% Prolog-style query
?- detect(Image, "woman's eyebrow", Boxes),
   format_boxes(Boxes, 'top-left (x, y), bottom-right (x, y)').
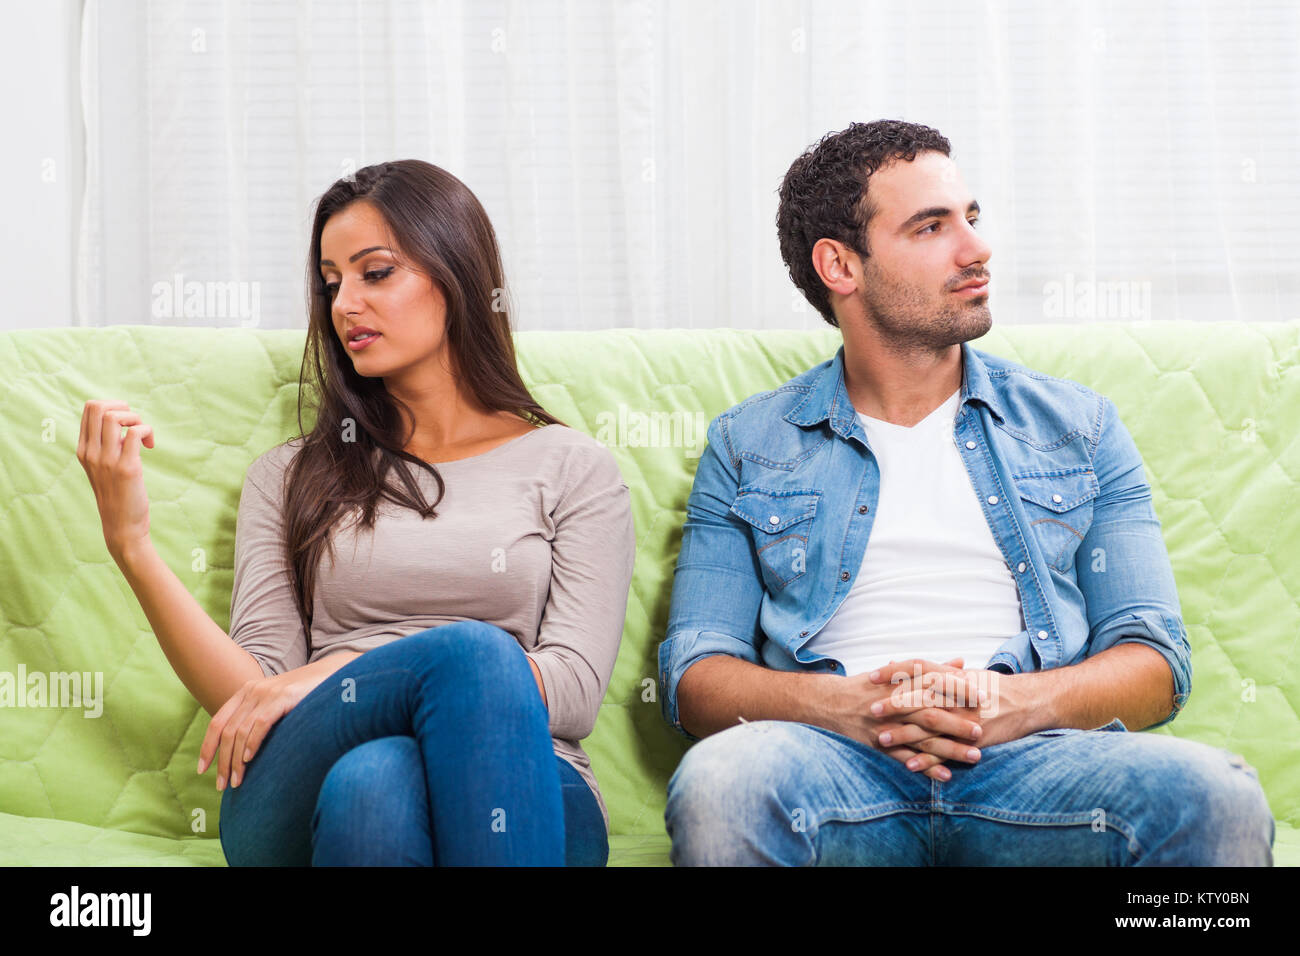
top-left (319, 245), bottom-right (391, 267)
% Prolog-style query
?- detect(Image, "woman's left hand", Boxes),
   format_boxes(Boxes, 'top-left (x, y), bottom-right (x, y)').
top-left (197, 669), bottom-right (326, 790)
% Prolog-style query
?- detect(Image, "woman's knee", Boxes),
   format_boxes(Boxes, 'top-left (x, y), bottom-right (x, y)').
top-left (399, 621), bottom-right (529, 679)
top-left (311, 736), bottom-right (434, 865)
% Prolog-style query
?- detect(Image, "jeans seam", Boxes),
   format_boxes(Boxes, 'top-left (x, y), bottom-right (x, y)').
top-left (937, 805), bottom-right (1144, 858)
top-left (807, 806), bottom-right (930, 866)
top-left (805, 802), bottom-right (933, 833)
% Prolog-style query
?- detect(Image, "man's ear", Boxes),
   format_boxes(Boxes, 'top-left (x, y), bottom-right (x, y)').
top-left (810, 237), bottom-right (860, 301)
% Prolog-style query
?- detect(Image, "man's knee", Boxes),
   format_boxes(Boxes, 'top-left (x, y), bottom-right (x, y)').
top-left (665, 721), bottom-right (819, 866)
top-left (1121, 739), bottom-right (1274, 866)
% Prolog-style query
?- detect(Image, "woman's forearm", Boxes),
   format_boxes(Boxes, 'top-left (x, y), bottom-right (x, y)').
top-left (286, 649), bottom-right (363, 688)
top-left (115, 538), bottom-right (264, 716)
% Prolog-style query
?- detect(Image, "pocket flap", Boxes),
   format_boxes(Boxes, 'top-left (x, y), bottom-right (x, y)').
top-left (731, 489), bottom-right (820, 534)
top-left (1012, 471), bottom-right (1099, 512)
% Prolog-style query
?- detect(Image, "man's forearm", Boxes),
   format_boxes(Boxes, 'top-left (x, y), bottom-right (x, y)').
top-left (1030, 642), bottom-right (1177, 732)
top-left (676, 655), bottom-right (830, 738)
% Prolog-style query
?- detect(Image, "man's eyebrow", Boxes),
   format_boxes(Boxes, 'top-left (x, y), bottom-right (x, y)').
top-left (319, 246), bottom-right (391, 267)
top-left (896, 201), bottom-right (981, 234)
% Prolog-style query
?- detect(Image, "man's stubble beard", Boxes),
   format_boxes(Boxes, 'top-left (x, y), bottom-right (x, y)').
top-left (856, 263), bottom-right (992, 359)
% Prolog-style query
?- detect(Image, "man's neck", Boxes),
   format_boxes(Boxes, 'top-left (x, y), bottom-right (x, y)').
top-left (840, 337), bottom-right (963, 428)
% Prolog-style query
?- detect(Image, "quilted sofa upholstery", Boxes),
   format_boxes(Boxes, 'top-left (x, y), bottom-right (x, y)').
top-left (0, 321), bottom-right (1297, 867)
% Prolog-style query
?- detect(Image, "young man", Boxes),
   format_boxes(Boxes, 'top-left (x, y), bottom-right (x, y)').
top-left (657, 120), bottom-right (1274, 866)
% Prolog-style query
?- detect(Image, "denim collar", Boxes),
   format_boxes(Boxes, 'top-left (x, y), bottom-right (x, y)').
top-left (784, 339), bottom-right (1007, 437)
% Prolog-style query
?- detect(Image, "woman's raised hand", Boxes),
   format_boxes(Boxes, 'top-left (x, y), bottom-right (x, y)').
top-left (76, 400), bottom-right (156, 563)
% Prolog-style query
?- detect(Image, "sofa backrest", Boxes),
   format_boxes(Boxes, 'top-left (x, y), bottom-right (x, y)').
top-left (0, 322), bottom-right (1296, 841)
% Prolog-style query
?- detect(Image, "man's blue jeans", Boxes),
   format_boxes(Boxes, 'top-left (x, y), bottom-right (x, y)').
top-left (665, 718), bottom-right (1275, 865)
top-left (218, 620), bottom-right (608, 866)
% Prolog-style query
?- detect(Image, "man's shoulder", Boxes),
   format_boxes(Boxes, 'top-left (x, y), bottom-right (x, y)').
top-left (711, 355), bottom-right (834, 429)
top-left (968, 344), bottom-right (1108, 441)
top-left (973, 344), bottom-right (1100, 400)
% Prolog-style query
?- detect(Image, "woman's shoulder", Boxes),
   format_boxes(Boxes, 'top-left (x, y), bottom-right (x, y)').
top-left (243, 436), bottom-right (305, 494)
top-left (520, 424), bottom-right (623, 474)
top-left (525, 422), bottom-right (607, 454)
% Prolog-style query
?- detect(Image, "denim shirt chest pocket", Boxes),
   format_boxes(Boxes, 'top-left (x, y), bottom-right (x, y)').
top-left (1010, 469), bottom-right (1100, 573)
top-left (730, 488), bottom-right (821, 590)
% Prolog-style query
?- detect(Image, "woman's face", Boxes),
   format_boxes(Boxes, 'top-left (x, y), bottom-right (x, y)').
top-left (318, 200), bottom-right (449, 382)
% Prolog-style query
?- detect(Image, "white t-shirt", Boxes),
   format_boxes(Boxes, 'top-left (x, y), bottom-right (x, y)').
top-left (803, 387), bottom-right (1024, 676)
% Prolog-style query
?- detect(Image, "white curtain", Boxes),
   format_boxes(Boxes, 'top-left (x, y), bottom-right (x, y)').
top-left (78, 0), bottom-right (1300, 331)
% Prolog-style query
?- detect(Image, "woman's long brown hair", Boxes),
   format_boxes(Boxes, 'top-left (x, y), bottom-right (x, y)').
top-left (281, 160), bottom-right (562, 637)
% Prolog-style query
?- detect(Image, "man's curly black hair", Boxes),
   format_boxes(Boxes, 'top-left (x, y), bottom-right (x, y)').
top-left (777, 120), bottom-right (952, 327)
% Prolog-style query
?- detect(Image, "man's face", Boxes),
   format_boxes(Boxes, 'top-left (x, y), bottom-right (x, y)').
top-left (851, 151), bottom-right (992, 350)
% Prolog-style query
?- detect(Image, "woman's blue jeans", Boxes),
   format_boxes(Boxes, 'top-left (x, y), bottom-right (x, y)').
top-left (665, 718), bottom-right (1276, 865)
top-left (218, 620), bottom-right (608, 866)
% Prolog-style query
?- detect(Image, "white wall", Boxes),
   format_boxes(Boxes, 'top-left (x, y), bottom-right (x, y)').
top-left (0, 0), bottom-right (83, 331)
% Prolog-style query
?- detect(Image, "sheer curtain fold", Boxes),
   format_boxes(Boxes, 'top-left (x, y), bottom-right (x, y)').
top-left (78, 0), bottom-right (1300, 330)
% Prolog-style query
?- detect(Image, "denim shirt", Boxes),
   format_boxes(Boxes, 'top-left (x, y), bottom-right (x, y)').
top-left (658, 340), bottom-right (1191, 740)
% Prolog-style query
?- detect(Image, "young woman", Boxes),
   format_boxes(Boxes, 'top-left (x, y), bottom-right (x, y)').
top-left (76, 160), bottom-right (636, 866)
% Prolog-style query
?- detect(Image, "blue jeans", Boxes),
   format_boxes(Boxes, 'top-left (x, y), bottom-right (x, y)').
top-left (665, 718), bottom-right (1275, 865)
top-left (218, 620), bottom-right (608, 866)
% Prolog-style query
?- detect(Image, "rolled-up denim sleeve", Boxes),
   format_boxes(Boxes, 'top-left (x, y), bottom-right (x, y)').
top-left (1076, 396), bottom-right (1192, 728)
top-left (658, 414), bottom-right (765, 739)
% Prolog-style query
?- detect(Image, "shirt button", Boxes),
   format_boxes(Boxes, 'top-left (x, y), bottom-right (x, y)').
top-left (1052, 493), bottom-right (1063, 503)
top-left (858, 505), bottom-right (868, 514)
top-left (1036, 630), bottom-right (1048, 640)
top-left (840, 571), bottom-right (850, 581)
top-left (827, 661), bottom-right (837, 670)
top-left (1017, 562), bottom-right (1027, 573)
top-left (768, 515), bottom-right (780, 525)
top-left (800, 630), bottom-right (809, 637)
top-left (965, 440), bottom-right (976, 449)
top-left (988, 495), bottom-right (999, 505)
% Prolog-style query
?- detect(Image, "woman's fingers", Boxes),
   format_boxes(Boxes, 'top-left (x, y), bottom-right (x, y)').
top-left (198, 686), bottom-right (247, 777)
top-left (79, 401), bottom-right (150, 469)
top-left (228, 700), bottom-right (279, 788)
top-left (78, 400), bottom-right (126, 464)
top-left (238, 705), bottom-right (281, 771)
top-left (98, 405), bottom-right (137, 461)
top-left (215, 693), bottom-right (263, 790)
top-left (119, 423), bottom-right (154, 469)
top-left (228, 719), bottom-right (255, 788)
top-left (106, 415), bottom-right (146, 466)
top-left (76, 401), bottom-right (156, 560)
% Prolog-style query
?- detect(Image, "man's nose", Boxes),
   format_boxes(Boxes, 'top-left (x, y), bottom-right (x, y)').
top-left (959, 220), bottom-right (992, 268)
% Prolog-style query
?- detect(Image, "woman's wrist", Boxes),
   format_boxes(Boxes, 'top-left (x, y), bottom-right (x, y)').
top-left (112, 535), bottom-right (157, 574)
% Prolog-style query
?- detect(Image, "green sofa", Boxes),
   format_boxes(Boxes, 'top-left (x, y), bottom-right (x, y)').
top-left (1, 322), bottom-right (1297, 866)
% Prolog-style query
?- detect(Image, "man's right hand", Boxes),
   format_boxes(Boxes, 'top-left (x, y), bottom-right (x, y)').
top-left (815, 657), bottom-right (985, 782)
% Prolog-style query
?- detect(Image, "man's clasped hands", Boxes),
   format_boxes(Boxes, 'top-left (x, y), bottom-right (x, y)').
top-left (825, 656), bottom-right (1042, 782)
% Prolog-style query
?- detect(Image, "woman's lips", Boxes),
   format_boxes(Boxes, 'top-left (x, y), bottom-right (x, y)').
top-left (347, 332), bottom-right (381, 351)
